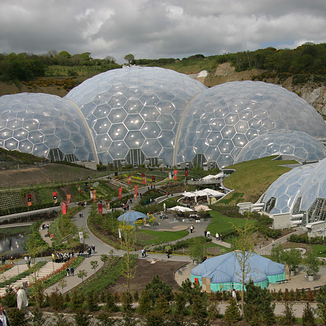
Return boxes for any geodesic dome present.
[260,164,316,215]
[299,158,326,222]
[175,81,326,168]
[0,93,95,162]
[191,251,285,292]
[234,130,326,164]
[65,66,207,166]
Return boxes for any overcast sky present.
[1,0,326,64]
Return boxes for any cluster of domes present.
[0,67,325,169]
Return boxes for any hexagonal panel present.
[124,99,143,114]
[108,123,128,141]
[18,139,33,153]
[140,105,160,121]
[142,139,162,157]
[109,141,129,160]
[124,114,144,130]
[93,118,111,134]
[124,131,145,148]
[108,108,127,123]
[141,122,161,138]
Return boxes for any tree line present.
[0,50,121,82]
[2,42,326,84]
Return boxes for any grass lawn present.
[207,211,255,241]
[311,245,326,258]
[136,229,189,246]
[222,156,297,203]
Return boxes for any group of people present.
[52,252,74,263]
[203,229,222,241]
[66,266,75,276]
[23,256,32,268]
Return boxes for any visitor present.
[166,249,171,259]
[215,233,219,241]
[70,267,74,276]
[204,229,207,237]
[190,225,194,233]
[17,286,28,310]
[67,268,70,277]
[0,303,10,325]
[232,288,237,301]
[207,230,211,238]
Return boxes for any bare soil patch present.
[109,258,187,294]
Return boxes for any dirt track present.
[109,258,187,294]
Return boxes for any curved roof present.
[261,164,316,214]
[235,130,326,164]
[65,66,207,166]
[117,210,148,225]
[300,157,326,212]
[191,251,285,284]
[176,81,326,168]
[0,93,95,162]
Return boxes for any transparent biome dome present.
[260,164,316,215]
[0,93,95,162]
[298,157,326,222]
[65,66,207,166]
[176,81,326,168]
[234,130,326,164]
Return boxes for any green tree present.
[77,269,88,282]
[270,243,284,263]
[244,280,276,325]
[145,275,173,307]
[224,298,241,325]
[189,237,207,263]
[6,307,26,326]
[315,285,326,324]
[304,250,320,276]
[124,54,135,65]
[191,293,208,326]
[137,290,151,315]
[302,302,316,326]
[231,219,256,317]
[179,278,202,305]
[86,289,98,312]
[90,260,99,272]
[282,248,302,273]
[280,301,296,325]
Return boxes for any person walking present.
[166,248,171,259]
[17,286,28,310]
[190,225,194,233]
[204,229,207,237]
[215,232,219,241]
[70,267,74,276]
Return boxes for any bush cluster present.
[289,234,323,244]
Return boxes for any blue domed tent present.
[191,251,285,292]
[117,211,148,226]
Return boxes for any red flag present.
[142,173,146,184]
[98,202,103,215]
[174,169,177,180]
[185,168,188,177]
[135,185,138,197]
[61,202,67,215]
[119,187,122,199]
[128,175,131,184]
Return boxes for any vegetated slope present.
[221,156,297,204]
[0,163,94,188]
